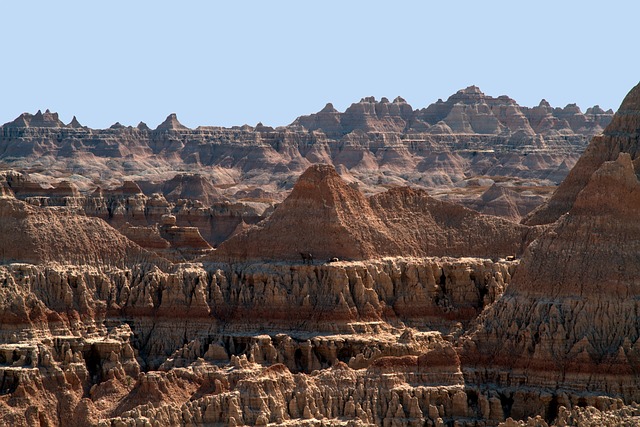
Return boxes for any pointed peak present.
[3,112,32,128]
[68,116,84,128]
[119,180,143,195]
[393,96,407,104]
[29,109,64,127]
[290,164,359,203]
[460,85,484,95]
[155,113,189,131]
[538,99,551,108]
[297,164,342,183]
[481,183,512,203]
[617,82,640,112]
[586,105,606,115]
[255,122,274,132]
[137,121,150,131]
[563,103,582,114]
[320,102,338,113]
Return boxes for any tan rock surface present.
[0,88,612,227]
[0,196,154,266]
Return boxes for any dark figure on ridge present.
[300,252,313,264]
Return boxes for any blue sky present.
[1,1,638,128]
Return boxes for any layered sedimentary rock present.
[461,153,640,419]
[0,88,613,225]
[0,257,514,426]
[0,196,154,266]
[294,86,611,138]
[217,164,539,261]
[524,81,640,225]
[0,171,267,257]
[0,86,632,427]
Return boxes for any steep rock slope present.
[0,257,515,426]
[461,153,640,414]
[524,81,640,225]
[217,164,539,261]
[0,196,155,266]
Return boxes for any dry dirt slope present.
[216,164,539,261]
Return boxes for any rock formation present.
[0,85,634,427]
[217,164,539,261]
[461,152,640,419]
[0,88,614,226]
[524,81,640,225]
[0,195,154,266]
[0,256,515,426]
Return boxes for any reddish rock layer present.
[216,164,539,261]
[462,153,640,406]
[0,197,154,266]
[524,81,640,225]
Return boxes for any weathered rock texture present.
[0,196,154,266]
[0,86,633,427]
[217,164,540,261]
[0,257,515,426]
[524,81,640,225]
[0,88,613,226]
[0,171,265,257]
[461,153,640,419]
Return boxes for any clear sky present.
[1,1,638,129]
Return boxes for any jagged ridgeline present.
[3,84,640,427]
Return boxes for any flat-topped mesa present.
[462,152,640,410]
[154,113,189,131]
[524,81,640,225]
[216,164,538,261]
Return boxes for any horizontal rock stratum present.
[2,83,640,426]
[0,87,613,225]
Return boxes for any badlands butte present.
[1,84,640,426]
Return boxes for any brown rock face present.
[217,164,390,260]
[462,153,640,408]
[0,197,154,266]
[161,173,223,205]
[217,164,539,261]
[524,81,640,225]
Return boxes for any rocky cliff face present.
[461,153,640,419]
[294,86,611,138]
[0,196,155,267]
[0,171,267,259]
[524,81,640,225]
[0,88,613,226]
[0,257,515,426]
[2,85,636,427]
